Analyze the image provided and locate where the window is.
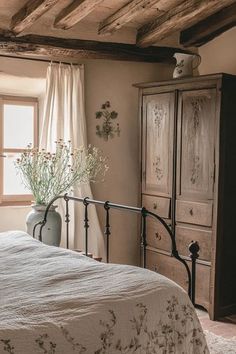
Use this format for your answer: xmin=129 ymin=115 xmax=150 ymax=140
xmin=0 ymin=96 xmax=38 ymax=205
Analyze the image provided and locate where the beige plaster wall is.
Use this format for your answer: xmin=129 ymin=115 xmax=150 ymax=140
xmin=198 ymin=27 xmax=236 ymax=75
xmin=84 ymin=60 xmax=172 ymax=264
xmin=0 ymin=206 xmax=30 ymax=232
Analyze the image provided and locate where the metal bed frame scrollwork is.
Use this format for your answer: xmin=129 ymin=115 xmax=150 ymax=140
xmin=33 ymin=194 xmax=200 ymax=306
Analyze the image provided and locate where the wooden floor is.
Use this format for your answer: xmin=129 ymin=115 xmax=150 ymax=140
xmin=197 ymin=309 xmax=236 ymax=339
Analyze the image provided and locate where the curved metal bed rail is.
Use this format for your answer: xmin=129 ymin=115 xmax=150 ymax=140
xmin=32 ymin=194 xmax=199 ymax=305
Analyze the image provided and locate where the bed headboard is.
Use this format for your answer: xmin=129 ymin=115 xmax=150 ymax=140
xmin=32 ymin=193 xmax=199 ymax=305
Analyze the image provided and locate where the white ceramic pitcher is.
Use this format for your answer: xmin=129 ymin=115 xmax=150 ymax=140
xmin=173 ymin=53 xmax=201 ymax=78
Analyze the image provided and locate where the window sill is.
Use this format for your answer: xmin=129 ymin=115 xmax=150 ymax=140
xmin=0 ymin=201 xmax=32 ymax=207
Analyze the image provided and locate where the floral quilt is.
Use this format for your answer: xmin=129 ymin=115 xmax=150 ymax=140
xmin=0 ymin=231 xmax=209 ymax=354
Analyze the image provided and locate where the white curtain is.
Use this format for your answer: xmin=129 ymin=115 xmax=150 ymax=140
xmin=40 ymin=63 xmax=104 ymax=257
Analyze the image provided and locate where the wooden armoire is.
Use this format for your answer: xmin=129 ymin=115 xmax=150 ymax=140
xmin=134 ymin=74 xmax=236 ymax=320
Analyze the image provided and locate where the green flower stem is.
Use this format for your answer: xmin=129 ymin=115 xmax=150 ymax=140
xmin=15 ymin=142 xmax=108 ymax=205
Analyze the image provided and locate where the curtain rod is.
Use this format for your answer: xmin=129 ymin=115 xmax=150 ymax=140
xmin=0 ymin=54 xmax=79 ymax=65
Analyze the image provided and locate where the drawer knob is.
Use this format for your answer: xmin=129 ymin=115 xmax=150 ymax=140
xmin=153 ymin=202 xmax=158 ymax=210
xmin=155 ymin=232 xmax=162 ymax=241
xmin=189 ymin=208 xmax=194 ymax=216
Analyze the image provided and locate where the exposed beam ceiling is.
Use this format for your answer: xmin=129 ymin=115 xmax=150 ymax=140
xmin=54 ymin=0 xmax=104 ymax=30
xmin=99 ymin=0 xmax=160 ymax=35
xmin=180 ymin=2 xmax=236 ymax=47
xmin=5 ymin=0 xmax=235 ymax=57
xmin=10 ymin=0 xmax=58 ymax=35
xmin=136 ymin=0 xmax=236 ymax=47
xmin=0 ymin=32 xmax=190 ymax=62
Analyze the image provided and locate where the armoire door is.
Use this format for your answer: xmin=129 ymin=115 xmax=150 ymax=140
xmin=177 ymin=89 xmax=216 ymax=201
xmin=142 ymin=92 xmax=175 ymax=198
xmin=175 ymin=88 xmax=216 ymax=312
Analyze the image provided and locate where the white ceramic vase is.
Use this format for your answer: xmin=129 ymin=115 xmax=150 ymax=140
xmin=173 ymin=53 xmax=201 ymax=78
xmin=26 ymin=204 xmax=62 ymax=246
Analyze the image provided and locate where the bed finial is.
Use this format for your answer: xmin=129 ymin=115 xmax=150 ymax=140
xmin=189 ymin=241 xmax=200 ymax=305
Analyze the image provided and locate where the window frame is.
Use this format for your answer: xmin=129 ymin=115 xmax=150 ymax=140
xmin=0 ymin=95 xmax=38 ymax=206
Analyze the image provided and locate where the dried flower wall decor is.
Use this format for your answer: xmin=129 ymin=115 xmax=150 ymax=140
xmin=95 ymin=101 xmax=120 ymax=141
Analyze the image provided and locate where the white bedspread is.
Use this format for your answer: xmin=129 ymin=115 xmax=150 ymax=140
xmin=0 ymin=231 xmax=209 ymax=354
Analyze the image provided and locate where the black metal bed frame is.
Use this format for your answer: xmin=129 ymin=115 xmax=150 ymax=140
xmin=33 ymin=194 xmax=200 ymax=305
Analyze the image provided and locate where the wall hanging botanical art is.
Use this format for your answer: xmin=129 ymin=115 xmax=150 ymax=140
xmin=95 ymin=101 xmax=120 ymax=141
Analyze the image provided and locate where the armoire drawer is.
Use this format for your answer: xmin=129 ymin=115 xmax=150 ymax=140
xmin=146 ymin=218 xmax=172 ymax=252
xmin=142 ymin=195 xmax=170 ymax=218
xmin=146 ymin=249 xmax=210 ymax=310
xmin=176 ymin=226 xmax=212 ymax=261
xmin=176 ymin=200 xmax=213 ymax=227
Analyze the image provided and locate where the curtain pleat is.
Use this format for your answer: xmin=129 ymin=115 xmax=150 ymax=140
xmin=40 ymin=63 xmax=105 ymax=257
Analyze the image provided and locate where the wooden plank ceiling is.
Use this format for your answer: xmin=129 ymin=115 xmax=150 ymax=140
xmin=0 ymin=0 xmax=235 ymax=62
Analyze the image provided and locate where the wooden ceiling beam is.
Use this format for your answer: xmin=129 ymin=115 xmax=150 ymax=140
xmin=0 ymin=32 xmax=190 ymax=63
xmin=10 ymin=0 xmax=59 ymax=35
xmin=54 ymin=0 xmax=104 ymax=30
xmin=136 ymin=0 xmax=236 ymax=47
xmin=99 ymin=0 xmax=160 ymax=35
xmin=180 ymin=2 xmax=236 ymax=47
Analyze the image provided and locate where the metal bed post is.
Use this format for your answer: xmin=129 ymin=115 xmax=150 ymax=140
xmin=141 ymin=207 xmax=147 ymax=268
xmin=64 ymin=194 xmax=70 ymax=249
xmin=83 ymin=197 xmax=89 ymax=256
xmin=104 ymin=201 xmax=111 ymax=263
xmin=189 ymin=241 xmax=200 ymax=306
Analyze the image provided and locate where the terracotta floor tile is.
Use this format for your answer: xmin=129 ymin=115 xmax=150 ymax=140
xmin=197 ymin=309 xmax=236 ymax=339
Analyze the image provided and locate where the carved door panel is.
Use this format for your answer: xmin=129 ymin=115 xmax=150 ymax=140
xmin=142 ymin=93 xmax=174 ymax=197
xmin=177 ymin=89 xmax=216 ymax=200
